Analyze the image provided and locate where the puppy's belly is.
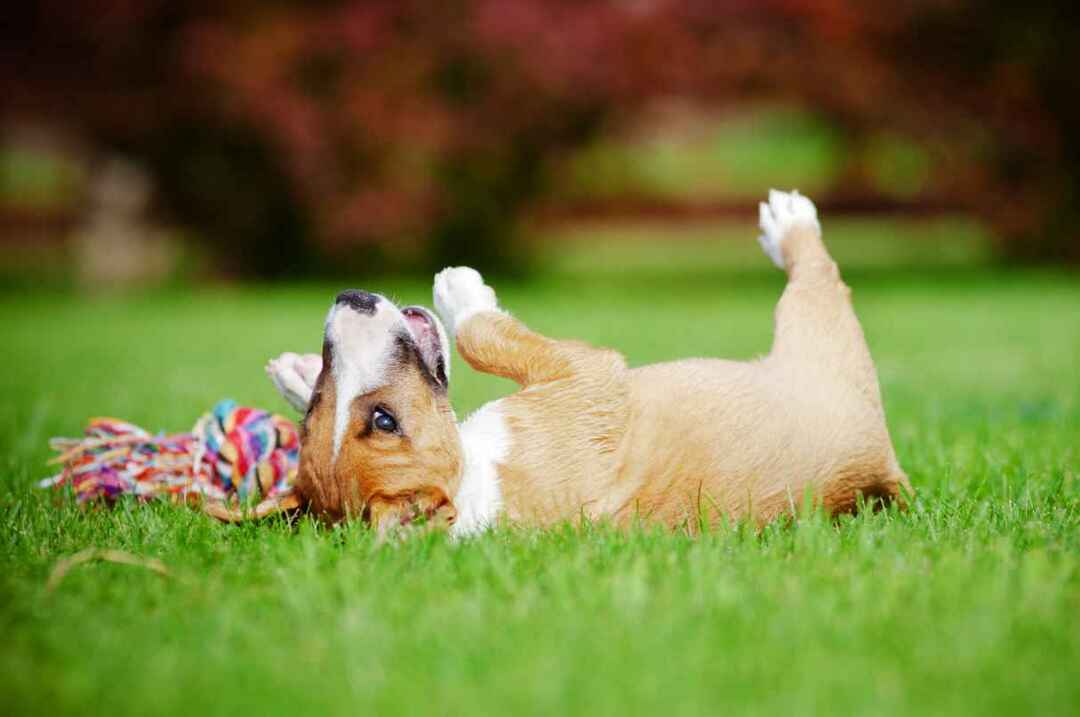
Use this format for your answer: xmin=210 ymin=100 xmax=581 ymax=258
xmin=619 ymin=359 xmax=893 ymax=525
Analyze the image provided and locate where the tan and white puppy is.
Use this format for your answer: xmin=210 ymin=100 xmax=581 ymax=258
xmin=266 ymin=190 xmax=910 ymax=537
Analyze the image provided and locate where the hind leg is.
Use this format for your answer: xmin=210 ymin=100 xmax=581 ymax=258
xmin=759 ymin=190 xmax=882 ymax=402
xmin=759 ymin=190 xmax=911 ymax=506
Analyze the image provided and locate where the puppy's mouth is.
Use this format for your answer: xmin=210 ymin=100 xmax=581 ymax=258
xmin=402 ymin=306 xmax=449 ymax=388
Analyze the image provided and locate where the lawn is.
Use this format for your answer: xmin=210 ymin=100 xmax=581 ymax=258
xmin=2 ymin=218 xmax=1079 ymax=716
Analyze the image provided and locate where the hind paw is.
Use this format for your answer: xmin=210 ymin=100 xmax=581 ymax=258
xmin=758 ymin=189 xmax=820 ymax=270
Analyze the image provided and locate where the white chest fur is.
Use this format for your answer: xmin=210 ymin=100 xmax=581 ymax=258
xmin=450 ymin=401 xmax=509 ymax=538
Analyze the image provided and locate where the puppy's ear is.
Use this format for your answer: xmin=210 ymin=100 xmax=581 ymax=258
xmin=401 ymin=305 xmax=451 ymax=389
xmin=427 ymin=312 xmax=451 ymax=385
xmin=367 ymin=487 xmax=457 ymax=542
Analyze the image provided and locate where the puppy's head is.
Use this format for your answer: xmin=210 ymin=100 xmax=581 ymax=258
xmin=297 ymin=290 xmax=461 ymax=534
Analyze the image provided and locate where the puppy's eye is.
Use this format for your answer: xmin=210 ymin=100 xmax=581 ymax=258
xmin=373 ymin=408 xmax=398 ymax=433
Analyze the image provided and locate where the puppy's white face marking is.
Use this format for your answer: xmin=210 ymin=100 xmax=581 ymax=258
xmin=451 ymin=400 xmax=509 ymax=538
xmin=433 ymin=266 xmax=501 ymax=338
xmin=757 ymin=189 xmax=820 ymax=270
xmin=325 ymin=293 xmax=401 ymax=460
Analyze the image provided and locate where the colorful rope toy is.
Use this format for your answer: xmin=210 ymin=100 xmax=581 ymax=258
xmin=41 ymin=399 xmax=303 ymax=521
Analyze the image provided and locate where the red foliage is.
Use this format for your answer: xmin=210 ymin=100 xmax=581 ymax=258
xmin=4 ymin=1 xmax=1077 ymax=269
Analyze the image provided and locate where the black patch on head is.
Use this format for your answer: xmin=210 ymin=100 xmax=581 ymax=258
xmin=334 ymin=289 xmax=378 ymax=315
xmin=301 ymin=337 xmax=333 ymax=440
xmin=320 ymin=334 xmax=334 ymax=368
xmin=432 ymin=354 xmax=448 ymax=388
xmin=393 ymin=333 xmax=448 ymax=394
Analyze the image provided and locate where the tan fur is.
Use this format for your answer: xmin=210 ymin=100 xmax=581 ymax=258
xmin=455 ymin=226 xmax=909 ymax=529
xmin=296 ymin=214 xmax=909 ymax=534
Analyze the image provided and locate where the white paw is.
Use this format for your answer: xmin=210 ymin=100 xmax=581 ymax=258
xmin=758 ymin=189 xmax=820 ymax=270
xmin=433 ymin=266 xmax=499 ymax=335
xmin=266 ymin=352 xmax=322 ymax=413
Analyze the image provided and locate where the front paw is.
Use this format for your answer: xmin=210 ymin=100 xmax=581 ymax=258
xmin=266 ymin=352 xmax=322 ymax=413
xmin=369 ymin=490 xmax=457 ymax=544
xmin=433 ymin=266 xmax=499 ymax=335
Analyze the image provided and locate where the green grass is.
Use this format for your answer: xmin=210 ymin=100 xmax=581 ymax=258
xmin=3 ymin=220 xmax=1079 ymax=716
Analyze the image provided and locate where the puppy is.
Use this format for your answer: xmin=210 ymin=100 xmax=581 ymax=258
xmin=266 ymin=190 xmax=910 ymax=537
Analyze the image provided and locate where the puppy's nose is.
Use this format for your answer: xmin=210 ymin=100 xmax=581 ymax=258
xmin=335 ymin=290 xmax=379 ymax=315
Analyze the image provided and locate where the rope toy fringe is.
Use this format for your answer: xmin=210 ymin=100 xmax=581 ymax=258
xmin=41 ymin=399 xmax=302 ymax=521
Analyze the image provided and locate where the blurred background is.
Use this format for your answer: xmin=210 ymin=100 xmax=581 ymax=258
xmin=1 ymin=0 xmax=1078 ymax=288
xmin=0 ymin=2 xmax=1075 ymax=289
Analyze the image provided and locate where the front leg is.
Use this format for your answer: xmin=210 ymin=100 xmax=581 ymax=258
xmin=266 ymin=352 xmax=322 ymax=413
xmin=434 ymin=266 xmax=619 ymax=388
